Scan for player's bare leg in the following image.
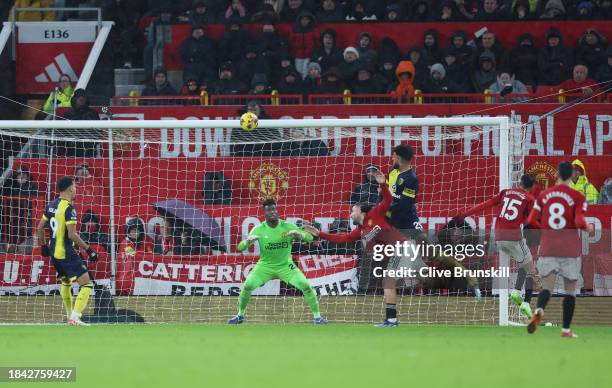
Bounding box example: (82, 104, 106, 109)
(528, 273, 556, 334)
(68, 272, 93, 326)
(560, 277, 578, 338)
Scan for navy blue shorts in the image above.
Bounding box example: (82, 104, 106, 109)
(52, 253, 89, 281)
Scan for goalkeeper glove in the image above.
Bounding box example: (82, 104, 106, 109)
(41, 245, 50, 258)
(86, 247, 98, 263)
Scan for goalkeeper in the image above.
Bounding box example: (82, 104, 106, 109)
(228, 199, 327, 325)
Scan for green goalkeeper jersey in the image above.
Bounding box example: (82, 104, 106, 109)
(237, 220, 313, 267)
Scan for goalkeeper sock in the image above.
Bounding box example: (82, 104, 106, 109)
(524, 275, 534, 303)
(238, 289, 252, 316)
(302, 287, 321, 319)
(386, 304, 397, 322)
(73, 282, 93, 315)
(60, 282, 73, 318)
(536, 289, 551, 310)
(562, 294, 576, 330)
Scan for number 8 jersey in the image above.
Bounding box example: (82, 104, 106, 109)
(41, 198, 79, 260)
(528, 184, 588, 257)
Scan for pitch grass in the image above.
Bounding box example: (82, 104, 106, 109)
(1, 325, 611, 388)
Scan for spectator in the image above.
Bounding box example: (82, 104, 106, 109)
(104, 0, 147, 69)
(351, 64, 384, 94)
(289, 11, 317, 78)
(339, 47, 362, 82)
(476, 0, 507, 19)
(303, 62, 322, 95)
(316, 0, 345, 22)
(118, 218, 154, 260)
(281, 0, 305, 22)
(513, 0, 535, 19)
(599, 176, 612, 204)
(349, 164, 381, 205)
(180, 26, 217, 82)
(449, 30, 475, 72)
(142, 67, 178, 100)
(537, 27, 573, 85)
(570, 159, 599, 203)
(442, 48, 473, 93)
(211, 61, 248, 95)
(356, 32, 377, 66)
(423, 63, 453, 94)
(179, 79, 203, 105)
(345, 0, 377, 20)
(597, 0, 612, 18)
(409, 0, 433, 21)
(319, 67, 345, 94)
(437, 0, 460, 20)
(575, 28, 608, 77)
(280, 128, 330, 156)
(472, 51, 498, 93)
(203, 171, 232, 205)
(595, 47, 612, 84)
(559, 64, 601, 97)
(538, 0, 566, 19)
(422, 29, 443, 67)
(474, 31, 508, 70)
(576, 0, 596, 19)
(43, 74, 73, 114)
(256, 23, 289, 70)
(1, 166, 38, 196)
(73, 163, 106, 210)
(383, 3, 402, 20)
(311, 29, 343, 73)
(11, 0, 54, 21)
(274, 50, 296, 85)
(189, 0, 216, 25)
(389, 60, 416, 102)
(153, 219, 174, 255)
(64, 89, 99, 121)
(0, 166, 38, 254)
(174, 228, 208, 255)
(218, 21, 254, 64)
(489, 69, 529, 102)
(223, 0, 247, 22)
(251, 3, 280, 23)
(454, 0, 478, 19)
(237, 45, 267, 86)
(510, 33, 539, 88)
(249, 73, 272, 95)
(377, 37, 401, 66)
(277, 66, 303, 94)
(80, 211, 110, 253)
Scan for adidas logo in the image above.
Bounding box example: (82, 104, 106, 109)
(35, 53, 78, 83)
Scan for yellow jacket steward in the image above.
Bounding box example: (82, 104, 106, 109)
(570, 159, 599, 204)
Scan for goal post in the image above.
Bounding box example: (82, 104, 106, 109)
(0, 116, 525, 325)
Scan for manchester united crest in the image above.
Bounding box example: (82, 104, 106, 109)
(525, 161, 557, 189)
(248, 163, 289, 201)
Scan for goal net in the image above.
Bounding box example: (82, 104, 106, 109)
(0, 116, 527, 325)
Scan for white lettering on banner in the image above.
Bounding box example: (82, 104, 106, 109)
(133, 277, 280, 296)
(147, 113, 612, 157)
(309, 269, 358, 296)
(298, 255, 357, 272)
(31, 261, 44, 283)
(18, 22, 97, 43)
(596, 115, 612, 155)
(3, 261, 18, 283)
(573, 115, 594, 155)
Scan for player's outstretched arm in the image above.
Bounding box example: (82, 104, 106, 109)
(305, 224, 361, 243)
(287, 229, 314, 243)
(526, 204, 542, 229)
(457, 192, 502, 218)
(237, 235, 259, 252)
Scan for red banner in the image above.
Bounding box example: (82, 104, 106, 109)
(161, 21, 612, 71)
(105, 104, 612, 159)
(16, 22, 96, 94)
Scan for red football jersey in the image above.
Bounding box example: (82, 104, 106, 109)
(462, 188, 534, 241)
(527, 184, 588, 257)
(319, 184, 406, 251)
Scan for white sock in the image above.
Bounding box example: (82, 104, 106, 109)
(562, 328, 571, 333)
(70, 311, 82, 320)
(387, 318, 397, 323)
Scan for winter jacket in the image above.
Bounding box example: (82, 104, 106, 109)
(471, 51, 498, 93)
(390, 60, 415, 99)
(311, 29, 344, 72)
(575, 29, 608, 77)
(510, 33, 539, 87)
(289, 12, 317, 59)
(43, 86, 73, 113)
(489, 75, 529, 102)
(537, 27, 573, 85)
(570, 159, 599, 204)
